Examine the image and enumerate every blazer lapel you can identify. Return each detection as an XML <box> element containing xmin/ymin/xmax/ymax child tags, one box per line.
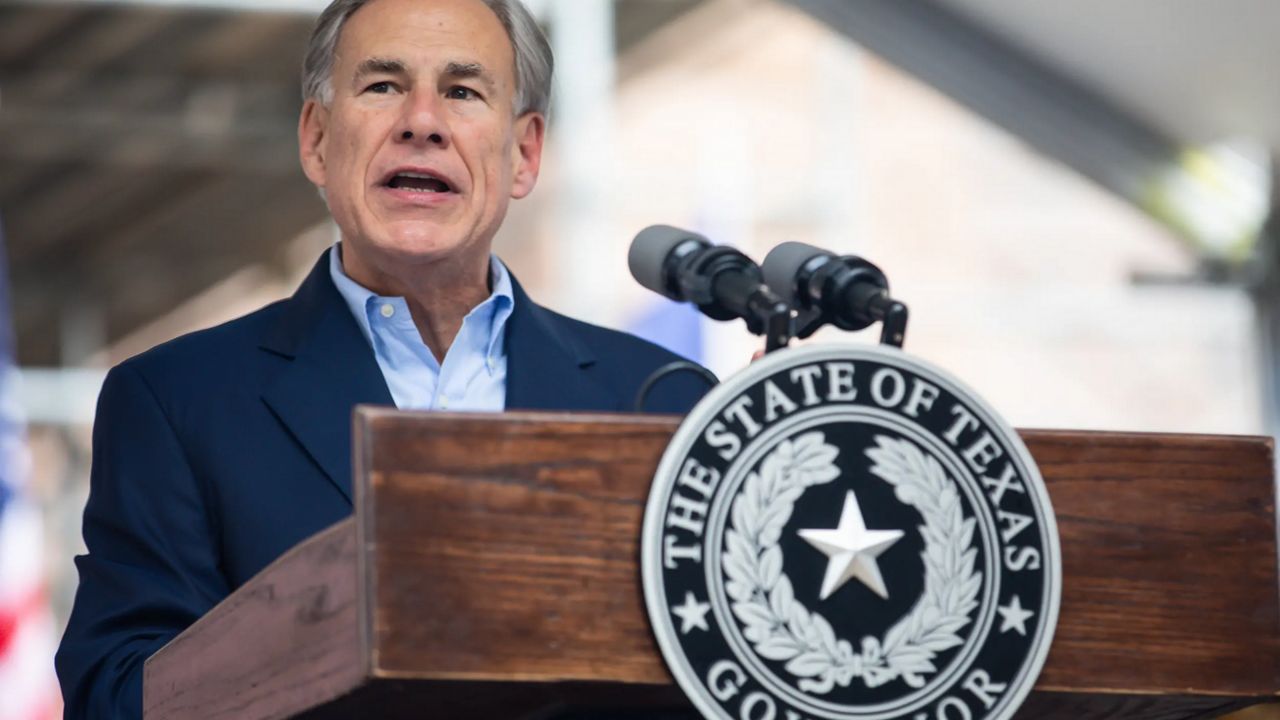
<box><xmin>259</xmin><ymin>250</ymin><xmax>393</xmax><ymax>503</ymax></box>
<box><xmin>504</xmin><ymin>278</ymin><xmax>619</xmax><ymax>412</ymax></box>
<box><xmin>258</xmin><ymin>259</ymin><xmax>616</xmax><ymax>500</ymax></box>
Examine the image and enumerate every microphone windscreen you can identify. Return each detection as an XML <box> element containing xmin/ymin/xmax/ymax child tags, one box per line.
<box><xmin>762</xmin><ymin>241</ymin><xmax>829</xmax><ymax>298</ymax></box>
<box><xmin>628</xmin><ymin>225</ymin><xmax>709</xmax><ymax>297</ymax></box>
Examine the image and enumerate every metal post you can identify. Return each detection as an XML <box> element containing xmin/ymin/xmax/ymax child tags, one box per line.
<box><xmin>1251</xmin><ymin>159</ymin><xmax>1280</xmax><ymax>451</ymax></box>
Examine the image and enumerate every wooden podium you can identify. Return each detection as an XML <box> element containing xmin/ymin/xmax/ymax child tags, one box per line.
<box><xmin>143</xmin><ymin>408</ymin><xmax>1280</xmax><ymax>719</ymax></box>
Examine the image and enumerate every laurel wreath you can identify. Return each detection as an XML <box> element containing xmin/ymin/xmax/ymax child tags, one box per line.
<box><xmin>722</xmin><ymin>433</ymin><xmax>981</xmax><ymax>693</ymax></box>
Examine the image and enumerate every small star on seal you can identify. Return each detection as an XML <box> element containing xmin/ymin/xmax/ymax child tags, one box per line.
<box><xmin>672</xmin><ymin>592</ymin><xmax>712</xmax><ymax>634</ymax></box>
<box><xmin>997</xmin><ymin>594</ymin><xmax>1035</xmax><ymax>636</ymax></box>
<box><xmin>797</xmin><ymin>488</ymin><xmax>904</xmax><ymax>600</ymax></box>
<box><xmin>641</xmin><ymin>345</ymin><xmax>1062</xmax><ymax>720</ymax></box>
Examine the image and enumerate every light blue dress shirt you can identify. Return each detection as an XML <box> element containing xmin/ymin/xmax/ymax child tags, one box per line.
<box><xmin>328</xmin><ymin>244</ymin><xmax>514</xmax><ymax>411</ymax></box>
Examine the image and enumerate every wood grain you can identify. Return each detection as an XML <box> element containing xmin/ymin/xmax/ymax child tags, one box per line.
<box><xmin>356</xmin><ymin>412</ymin><xmax>1280</xmax><ymax>701</ymax></box>
<box><xmin>144</xmin><ymin>411</ymin><xmax>1280</xmax><ymax>718</ymax></box>
<box><xmin>1027</xmin><ymin>430</ymin><xmax>1280</xmax><ymax>696</ymax></box>
<box><xmin>143</xmin><ymin>520</ymin><xmax>363</xmax><ymax>720</ymax></box>
<box><xmin>292</xmin><ymin>680</ymin><xmax>691</xmax><ymax>720</ymax></box>
<box><xmin>355</xmin><ymin>411</ymin><xmax>678</xmax><ymax>684</ymax></box>
<box><xmin>1012</xmin><ymin>691</ymin><xmax>1256</xmax><ymax>720</ymax></box>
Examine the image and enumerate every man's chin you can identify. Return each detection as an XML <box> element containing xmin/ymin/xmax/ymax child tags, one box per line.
<box><xmin>358</xmin><ymin>230</ymin><xmax>482</xmax><ymax>267</ymax></box>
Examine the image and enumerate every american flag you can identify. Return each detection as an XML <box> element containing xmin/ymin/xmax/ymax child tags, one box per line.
<box><xmin>0</xmin><ymin>217</ymin><xmax>59</xmax><ymax>719</ymax></box>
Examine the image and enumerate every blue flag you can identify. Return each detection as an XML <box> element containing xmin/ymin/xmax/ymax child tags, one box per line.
<box><xmin>0</xmin><ymin>214</ymin><xmax>21</xmax><ymax>528</ymax></box>
<box><xmin>625</xmin><ymin>298</ymin><xmax>705</xmax><ymax>365</ymax></box>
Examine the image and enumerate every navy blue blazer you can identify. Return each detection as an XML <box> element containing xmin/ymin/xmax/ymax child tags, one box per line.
<box><xmin>55</xmin><ymin>249</ymin><xmax>712</xmax><ymax>719</ymax></box>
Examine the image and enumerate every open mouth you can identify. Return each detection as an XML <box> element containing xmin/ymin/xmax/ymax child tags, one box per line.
<box><xmin>384</xmin><ymin>171</ymin><xmax>456</xmax><ymax>194</ymax></box>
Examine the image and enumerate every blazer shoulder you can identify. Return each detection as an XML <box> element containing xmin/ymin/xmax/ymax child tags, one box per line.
<box><xmin>538</xmin><ymin>307</ymin><xmax>717</xmax><ymax>413</ymax></box>
<box><xmin>114</xmin><ymin>299</ymin><xmax>289</xmax><ymax>391</ymax></box>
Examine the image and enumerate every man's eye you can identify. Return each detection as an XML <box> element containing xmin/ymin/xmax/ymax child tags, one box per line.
<box><xmin>365</xmin><ymin>81</ymin><xmax>394</xmax><ymax>94</ymax></box>
<box><xmin>446</xmin><ymin>86</ymin><xmax>479</xmax><ymax>100</ymax></box>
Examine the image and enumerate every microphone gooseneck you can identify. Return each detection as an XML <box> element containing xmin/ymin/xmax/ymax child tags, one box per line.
<box><xmin>629</xmin><ymin>225</ymin><xmax>792</xmax><ymax>351</ymax></box>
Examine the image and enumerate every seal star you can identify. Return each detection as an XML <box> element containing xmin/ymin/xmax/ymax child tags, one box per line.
<box><xmin>671</xmin><ymin>591</ymin><xmax>712</xmax><ymax>634</ymax></box>
<box><xmin>997</xmin><ymin>594</ymin><xmax>1035</xmax><ymax>636</ymax></box>
<box><xmin>798</xmin><ymin>489</ymin><xmax>904</xmax><ymax>600</ymax></box>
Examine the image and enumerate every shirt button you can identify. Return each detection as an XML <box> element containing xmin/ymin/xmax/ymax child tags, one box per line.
<box><xmin>380</xmin><ymin>303</ymin><xmax>395</xmax><ymax>318</ymax></box>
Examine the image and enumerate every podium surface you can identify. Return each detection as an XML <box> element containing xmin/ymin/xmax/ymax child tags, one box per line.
<box><xmin>144</xmin><ymin>409</ymin><xmax>1279</xmax><ymax>719</ymax></box>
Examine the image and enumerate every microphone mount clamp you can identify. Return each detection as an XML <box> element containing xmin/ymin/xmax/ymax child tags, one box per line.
<box><xmin>673</xmin><ymin>245</ymin><xmax>793</xmax><ymax>353</ymax></box>
<box><xmin>786</xmin><ymin>254</ymin><xmax>909</xmax><ymax>349</ymax></box>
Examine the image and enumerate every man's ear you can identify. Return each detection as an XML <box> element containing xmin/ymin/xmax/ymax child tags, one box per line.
<box><xmin>509</xmin><ymin>112</ymin><xmax>546</xmax><ymax>200</ymax></box>
<box><xmin>298</xmin><ymin>99</ymin><xmax>329</xmax><ymax>189</ymax></box>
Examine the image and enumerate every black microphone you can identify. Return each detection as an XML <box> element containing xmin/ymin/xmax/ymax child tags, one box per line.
<box><xmin>629</xmin><ymin>225</ymin><xmax>791</xmax><ymax>350</ymax></box>
<box><xmin>762</xmin><ymin>241</ymin><xmax>908</xmax><ymax>347</ymax></box>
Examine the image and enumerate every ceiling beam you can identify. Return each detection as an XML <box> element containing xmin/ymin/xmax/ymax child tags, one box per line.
<box><xmin>1</xmin><ymin>0</ymin><xmax>565</xmax><ymax>17</ymax></box>
<box><xmin>3</xmin><ymin>0</ymin><xmax>330</xmax><ymax>13</ymax></box>
<box><xmin>0</xmin><ymin>0</ymin><xmax>712</xmax><ymax>21</ymax></box>
<box><xmin>781</xmin><ymin>0</ymin><xmax>1178</xmax><ymax>209</ymax></box>
<box><xmin>786</xmin><ymin>0</ymin><xmax>1279</xmax><ymax>263</ymax></box>
<box><xmin>0</xmin><ymin>72</ymin><xmax>300</xmax><ymax>172</ymax></box>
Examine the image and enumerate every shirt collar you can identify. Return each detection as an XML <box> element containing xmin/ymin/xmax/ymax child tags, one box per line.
<box><xmin>328</xmin><ymin>243</ymin><xmax>516</xmax><ymax>363</ymax></box>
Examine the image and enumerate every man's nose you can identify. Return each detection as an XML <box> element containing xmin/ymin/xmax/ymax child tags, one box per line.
<box><xmin>400</xmin><ymin>129</ymin><xmax>445</xmax><ymax>144</ymax></box>
<box><xmin>397</xmin><ymin>91</ymin><xmax>449</xmax><ymax>147</ymax></box>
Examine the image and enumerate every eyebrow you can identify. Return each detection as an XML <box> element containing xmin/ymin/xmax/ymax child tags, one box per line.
<box><xmin>351</xmin><ymin>58</ymin><xmax>497</xmax><ymax>92</ymax></box>
<box><xmin>444</xmin><ymin>61</ymin><xmax>486</xmax><ymax>78</ymax></box>
<box><xmin>354</xmin><ymin>57</ymin><xmax>407</xmax><ymax>80</ymax></box>
<box><xmin>446</xmin><ymin>61</ymin><xmax>496</xmax><ymax>93</ymax></box>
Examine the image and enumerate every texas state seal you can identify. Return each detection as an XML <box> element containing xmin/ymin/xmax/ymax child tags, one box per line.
<box><xmin>641</xmin><ymin>344</ymin><xmax>1060</xmax><ymax>720</ymax></box>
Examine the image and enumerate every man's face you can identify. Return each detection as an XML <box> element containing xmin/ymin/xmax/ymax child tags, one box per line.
<box><xmin>298</xmin><ymin>0</ymin><xmax>544</xmax><ymax>274</ymax></box>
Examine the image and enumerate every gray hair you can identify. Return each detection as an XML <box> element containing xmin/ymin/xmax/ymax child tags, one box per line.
<box><xmin>301</xmin><ymin>0</ymin><xmax>553</xmax><ymax>117</ymax></box>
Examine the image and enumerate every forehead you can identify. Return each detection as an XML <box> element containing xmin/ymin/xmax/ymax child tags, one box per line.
<box><xmin>337</xmin><ymin>0</ymin><xmax>515</xmax><ymax>79</ymax></box>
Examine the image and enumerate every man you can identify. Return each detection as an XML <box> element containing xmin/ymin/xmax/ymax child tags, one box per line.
<box><xmin>55</xmin><ymin>0</ymin><xmax>709</xmax><ymax>716</ymax></box>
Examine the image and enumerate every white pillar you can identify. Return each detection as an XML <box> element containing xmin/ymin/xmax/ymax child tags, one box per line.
<box><xmin>548</xmin><ymin>0</ymin><xmax>617</xmax><ymax>323</ymax></box>
<box><xmin>816</xmin><ymin>39</ymin><xmax>867</xmax><ymax>257</ymax></box>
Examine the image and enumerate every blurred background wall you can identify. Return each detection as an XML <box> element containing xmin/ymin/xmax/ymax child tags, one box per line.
<box><xmin>0</xmin><ymin>0</ymin><xmax>1277</xmax><ymax>716</ymax></box>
